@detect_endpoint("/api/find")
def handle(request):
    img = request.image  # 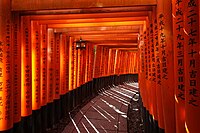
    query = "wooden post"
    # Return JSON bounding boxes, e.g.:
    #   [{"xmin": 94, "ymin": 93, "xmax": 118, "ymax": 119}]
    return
[
  {"xmin": 172, "ymin": 0, "xmax": 186, "ymax": 132},
  {"xmin": 153, "ymin": 7, "xmax": 165, "ymax": 131},
  {"xmin": 21, "ymin": 16, "xmax": 32, "ymax": 118},
  {"xmin": 12, "ymin": 13, "xmax": 21, "ymax": 128},
  {"xmin": 31, "ymin": 21, "xmax": 41, "ymax": 111},
  {"xmin": 157, "ymin": 0, "xmax": 175, "ymax": 132},
  {"xmin": 184, "ymin": 0, "xmax": 200, "ymax": 132},
  {"xmin": 0, "ymin": 0, "xmax": 13, "ymax": 131},
  {"xmin": 47, "ymin": 28, "xmax": 55, "ymax": 128}
]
